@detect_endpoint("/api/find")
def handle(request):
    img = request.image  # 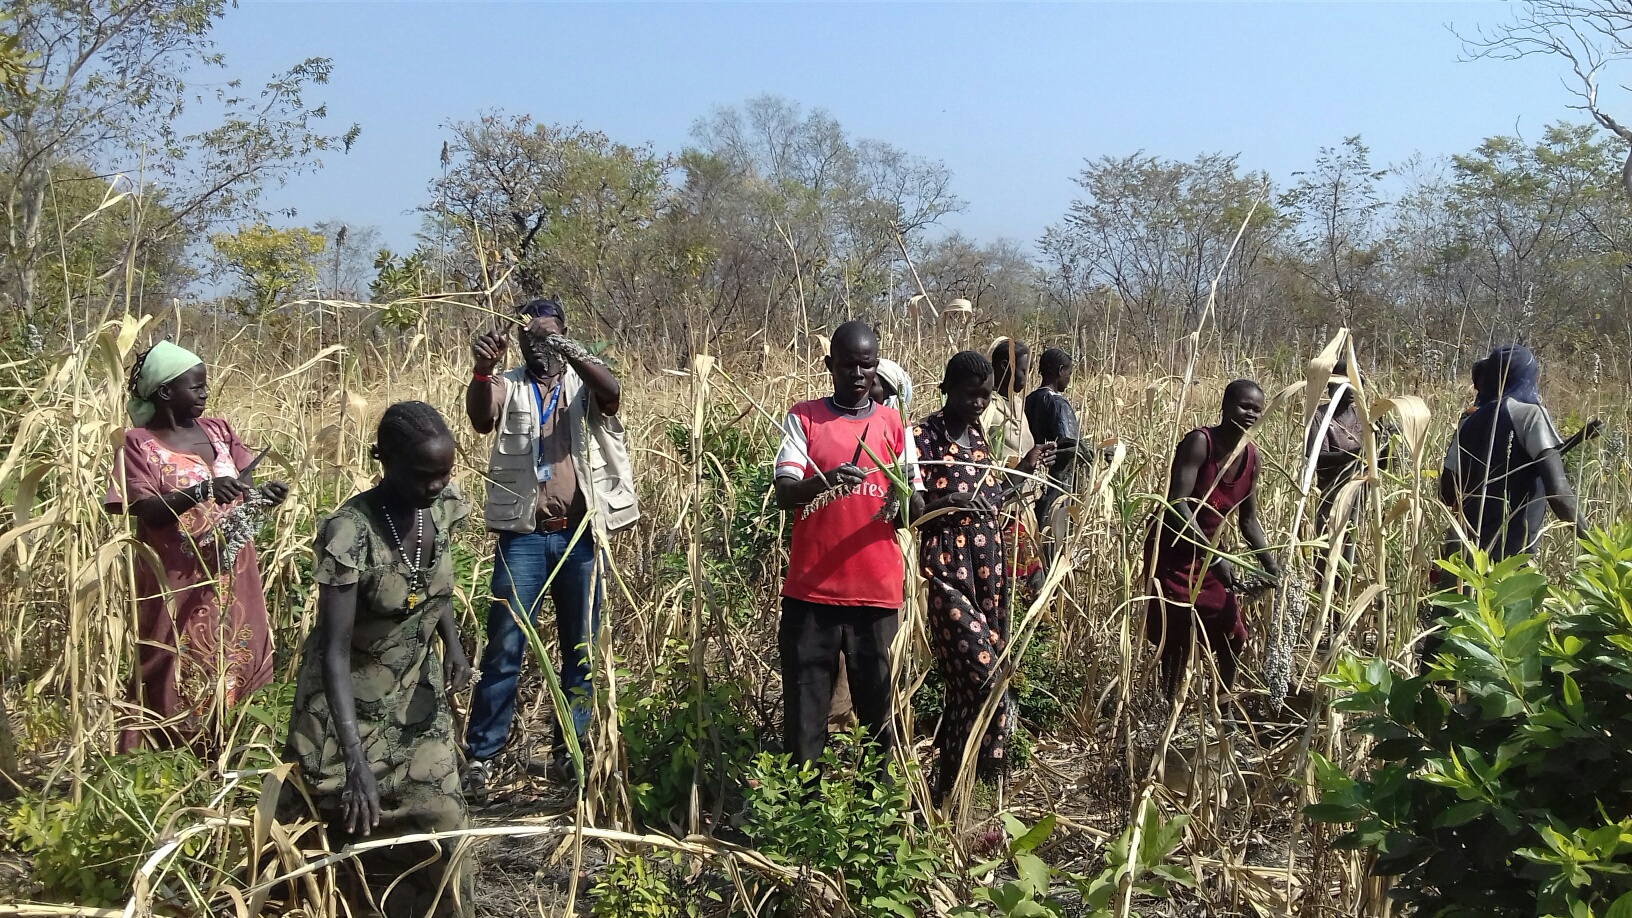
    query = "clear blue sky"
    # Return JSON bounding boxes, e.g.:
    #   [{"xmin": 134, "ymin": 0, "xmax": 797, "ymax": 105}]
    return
[{"xmin": 211, "ymin": 1, "xmax": 1590, "ymax": 254}]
